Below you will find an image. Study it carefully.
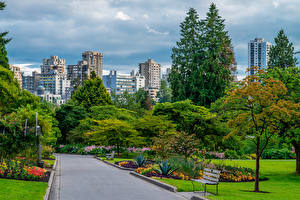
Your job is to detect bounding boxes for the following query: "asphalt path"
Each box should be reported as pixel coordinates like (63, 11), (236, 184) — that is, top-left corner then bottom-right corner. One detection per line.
(58, 154), (186, 200)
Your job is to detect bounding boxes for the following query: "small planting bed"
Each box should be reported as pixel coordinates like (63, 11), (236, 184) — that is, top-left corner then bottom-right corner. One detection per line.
(0, 158), (50, 182)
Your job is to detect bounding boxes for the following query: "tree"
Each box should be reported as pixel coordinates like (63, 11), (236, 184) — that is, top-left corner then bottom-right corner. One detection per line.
(134, 113), (176, 145)
(169, 4), (233, 106)
(89, 105), (137, 122)
(0, 2), (11, 70)
(264, 67), (300, 173)
(198, 3), (233, 106)
(169, 8), (204, 103)
(153, 100), (217, 146)
(224, 68), (297, 192)
(268, 29), (298, 69)
(157, 80), (172, 103)
(71, 76), (112, 111)
(87, 119), (143, 156)
(170, 132), (199, 159)
(111, 91), (143, 113)
(55, 102), (88, 144)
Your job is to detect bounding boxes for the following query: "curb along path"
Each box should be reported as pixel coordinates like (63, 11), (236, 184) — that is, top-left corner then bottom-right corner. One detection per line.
(53, 154), (186, 200)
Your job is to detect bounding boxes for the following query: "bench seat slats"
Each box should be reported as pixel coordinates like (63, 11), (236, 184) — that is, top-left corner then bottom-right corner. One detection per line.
(203, 175), (219, 182)
(204, 168), (220, 174)
(204, 172), (220, 178)
(191, 179), (218, 185)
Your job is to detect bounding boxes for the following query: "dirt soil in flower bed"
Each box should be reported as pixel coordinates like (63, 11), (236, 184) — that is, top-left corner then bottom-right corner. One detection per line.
(0, 171), (51, 182)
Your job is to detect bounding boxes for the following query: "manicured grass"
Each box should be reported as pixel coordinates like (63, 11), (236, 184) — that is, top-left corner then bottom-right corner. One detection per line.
(99, 157), (134, 164)
(43, 159), (55, 166)
(157, 160), (300, 200)
(0, 179), (48, 200)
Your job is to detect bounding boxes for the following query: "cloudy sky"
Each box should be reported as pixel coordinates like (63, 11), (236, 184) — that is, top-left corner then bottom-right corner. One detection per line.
(1, 0), (300, 78)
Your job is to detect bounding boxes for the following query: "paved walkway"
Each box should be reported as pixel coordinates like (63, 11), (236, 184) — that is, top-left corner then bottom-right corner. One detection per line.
(56, 154), (186, 200)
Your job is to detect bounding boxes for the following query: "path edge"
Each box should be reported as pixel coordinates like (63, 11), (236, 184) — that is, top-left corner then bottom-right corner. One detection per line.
(43, 156), (58, 200)
(129, 171), (177, 192)
(96, 157), (135, 171)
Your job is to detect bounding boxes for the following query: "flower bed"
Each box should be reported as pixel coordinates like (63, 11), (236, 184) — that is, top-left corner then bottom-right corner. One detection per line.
(115, 161), (138, 169)
(218, 165), (256, 182)
(0, 159), (50, 182)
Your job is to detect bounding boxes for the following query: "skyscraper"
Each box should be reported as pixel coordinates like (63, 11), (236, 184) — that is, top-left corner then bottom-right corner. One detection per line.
(138, 59), (161, 90)
(40, 56), (71, 100)
(248, 38), (272, 74)
(82, 51), (103, 78)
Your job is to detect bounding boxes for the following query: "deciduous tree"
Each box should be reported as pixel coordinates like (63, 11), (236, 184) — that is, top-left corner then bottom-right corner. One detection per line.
(224, 68), (298, 192)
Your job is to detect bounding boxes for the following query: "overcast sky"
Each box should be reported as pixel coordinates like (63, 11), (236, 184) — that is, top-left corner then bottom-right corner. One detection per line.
(1, 0), (300, 78)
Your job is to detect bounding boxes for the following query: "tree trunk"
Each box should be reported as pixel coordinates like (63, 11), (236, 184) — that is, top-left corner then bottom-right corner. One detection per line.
(294, 143), (300, 174)
(254, 137), (260, 192)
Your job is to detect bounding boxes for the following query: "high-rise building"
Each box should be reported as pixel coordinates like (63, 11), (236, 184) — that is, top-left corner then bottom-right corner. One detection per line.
(82, 51), (103, 78)
(102, 70), (145, 95)
(9, 64), (22, 88)
(248, 38), (272, 74)
(138, 59), (161, 90)
(22, 71), (40, 93)
(41, 56), (66, 74)
(40, 56), (71, 101)
(67, 51), (103, 86)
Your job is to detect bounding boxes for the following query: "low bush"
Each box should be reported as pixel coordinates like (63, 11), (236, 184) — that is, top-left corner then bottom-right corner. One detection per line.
(261, 148), (295, 159)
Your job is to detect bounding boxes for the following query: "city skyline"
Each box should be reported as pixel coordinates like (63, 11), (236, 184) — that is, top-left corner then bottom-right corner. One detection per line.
(2, 0), (300, 80)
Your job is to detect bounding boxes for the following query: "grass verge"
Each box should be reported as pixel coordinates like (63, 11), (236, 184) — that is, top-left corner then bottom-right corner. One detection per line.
(157, 160), (299, 200)
(0, 179), (48, 200)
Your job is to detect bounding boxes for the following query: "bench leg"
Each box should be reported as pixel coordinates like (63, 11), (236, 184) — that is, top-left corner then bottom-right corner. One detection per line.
(204, 184), (206, 196)
(216, 184), (218, 195)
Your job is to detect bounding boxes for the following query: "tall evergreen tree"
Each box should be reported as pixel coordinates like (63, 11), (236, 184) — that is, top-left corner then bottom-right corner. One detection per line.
(268, 29), (298, 69)
(169, 8), (204, 103)
(169, 4), (233, 106)
(0, 2), (11, 70)
(198, 3), (232, 106)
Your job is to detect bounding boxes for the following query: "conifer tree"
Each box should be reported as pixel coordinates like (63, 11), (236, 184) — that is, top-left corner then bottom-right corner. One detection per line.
(198, 3), (232, 106)
(169, 4), (233, 106)
(169, 8), (204, 103)
(0, 2), (11, 70)
(268, 29), (298, 69)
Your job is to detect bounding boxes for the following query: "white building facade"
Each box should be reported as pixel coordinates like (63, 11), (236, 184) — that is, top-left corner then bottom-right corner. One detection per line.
(248, 38), (272, 74)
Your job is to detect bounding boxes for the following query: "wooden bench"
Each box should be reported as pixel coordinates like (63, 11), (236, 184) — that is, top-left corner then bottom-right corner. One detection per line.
(191, 168), (221, 195)
(105, 151), (115, 160)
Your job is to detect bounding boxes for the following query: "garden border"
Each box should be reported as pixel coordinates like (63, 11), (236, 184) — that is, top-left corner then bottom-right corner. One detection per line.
(96, 157), (136, 171)
(129, 171), (177, 192)
(43, 156), (58, 200)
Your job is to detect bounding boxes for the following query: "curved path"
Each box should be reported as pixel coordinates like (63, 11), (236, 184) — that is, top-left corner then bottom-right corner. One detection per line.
(57, 154), (186, 200)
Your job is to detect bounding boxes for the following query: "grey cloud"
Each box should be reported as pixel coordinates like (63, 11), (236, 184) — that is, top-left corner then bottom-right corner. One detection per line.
(1, 0), (299, 74)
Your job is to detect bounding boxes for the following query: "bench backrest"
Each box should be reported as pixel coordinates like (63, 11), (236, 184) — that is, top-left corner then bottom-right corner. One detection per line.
(203, 168), (220, 183)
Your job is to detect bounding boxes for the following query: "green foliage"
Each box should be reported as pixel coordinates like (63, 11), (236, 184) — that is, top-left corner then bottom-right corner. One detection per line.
(170, 4), (233, 106)
(153, 160), (177, 177)
(134, 154), (146, 167)
(169, 157), (202, 179)
(87, 119), (143, 155)
(170, 132), (199, 159)
(71, 76), (112, 111)
(89, 105), (137, 121)
(268, 29), (298, 69)
(135, 113), (176, 144)
(224, 150), (239, 159)
(261, 148), (295, 159)
(55, 102), (87, 144)
(153, 100), (217, 145)
(157, 80), (172, 103)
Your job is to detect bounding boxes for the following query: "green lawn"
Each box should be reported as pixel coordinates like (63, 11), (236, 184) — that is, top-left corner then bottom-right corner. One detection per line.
(43, 159), (55, 166)
(158, 160), (300, 200)
(0, 179), (48, 200)
(99, 157), (134, 164)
